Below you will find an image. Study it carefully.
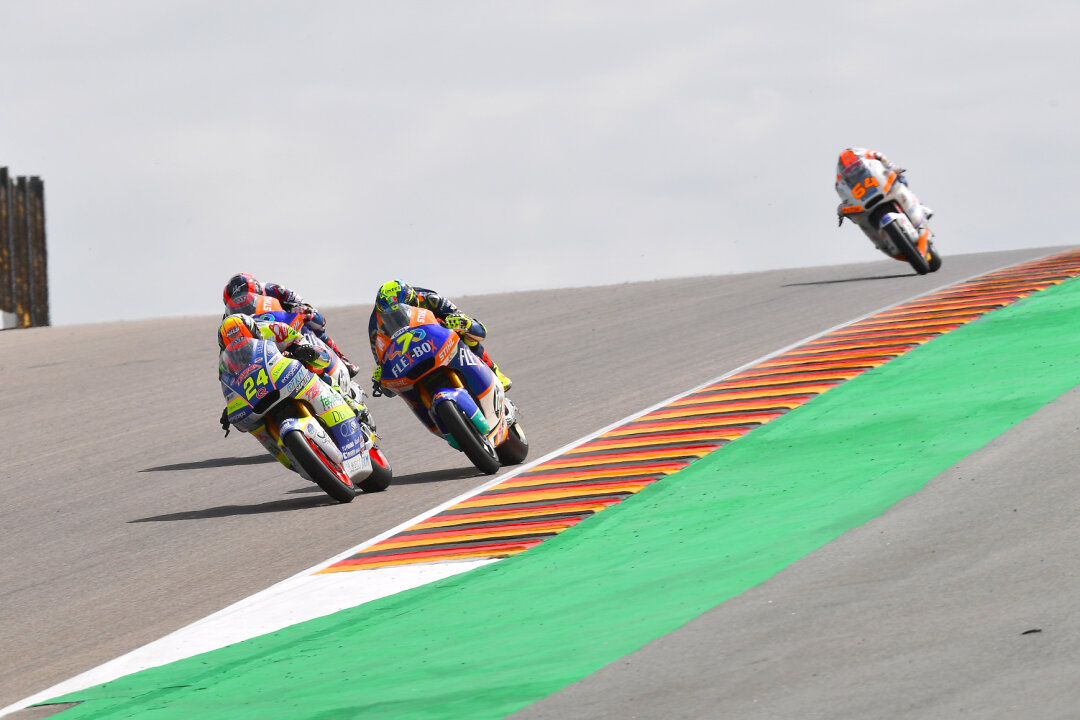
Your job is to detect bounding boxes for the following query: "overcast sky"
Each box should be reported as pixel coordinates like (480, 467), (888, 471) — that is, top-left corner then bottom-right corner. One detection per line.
(2, 1), (1078, 326)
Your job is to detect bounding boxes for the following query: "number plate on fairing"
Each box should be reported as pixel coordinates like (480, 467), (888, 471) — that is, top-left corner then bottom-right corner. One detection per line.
(344, 452), (372, 477)
(845, 166), (880, 201)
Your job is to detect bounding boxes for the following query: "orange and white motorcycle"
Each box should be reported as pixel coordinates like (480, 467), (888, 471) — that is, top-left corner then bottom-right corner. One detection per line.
(836, 156), (941, 274)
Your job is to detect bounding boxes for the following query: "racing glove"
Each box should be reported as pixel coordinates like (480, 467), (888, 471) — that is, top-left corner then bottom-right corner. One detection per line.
(443, 314), (472, 333)
(220, 407), (231, 437)
(371, 366), (396, 398)
(287, 343), (322, 365)
(281, 299), (312, 317)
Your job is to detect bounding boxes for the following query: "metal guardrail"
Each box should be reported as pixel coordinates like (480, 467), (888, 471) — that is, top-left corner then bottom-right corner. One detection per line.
(1, 167), (48, 329)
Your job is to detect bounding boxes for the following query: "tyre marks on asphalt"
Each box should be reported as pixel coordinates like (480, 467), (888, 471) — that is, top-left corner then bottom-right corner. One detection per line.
(319, 250), (1080, 574)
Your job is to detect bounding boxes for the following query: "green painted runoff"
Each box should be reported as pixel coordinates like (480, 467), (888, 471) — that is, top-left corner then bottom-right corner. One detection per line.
(45, 277), (1080, 719)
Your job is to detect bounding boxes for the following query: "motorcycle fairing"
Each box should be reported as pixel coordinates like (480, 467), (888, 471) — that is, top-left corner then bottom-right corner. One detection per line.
(840, 163), (882, 204)
(221, 339), (374, 480)
(375, 305), (512, 447)
(221, 341), (300, 431)
(225, 292), (285, 316)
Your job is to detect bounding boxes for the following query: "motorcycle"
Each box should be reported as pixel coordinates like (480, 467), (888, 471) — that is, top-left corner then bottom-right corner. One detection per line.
(835, 156), (941, 274)
(246, 295), (370, 424)
(372, 304), (528, 474)
(220, 337), (392, 503)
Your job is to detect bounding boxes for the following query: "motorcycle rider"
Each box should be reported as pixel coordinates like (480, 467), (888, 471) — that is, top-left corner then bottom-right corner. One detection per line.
(217, 313), (372, 435)
(367, 279), (513, 394)
(222, 272), (361, 378)
(835, 147), (933, 227)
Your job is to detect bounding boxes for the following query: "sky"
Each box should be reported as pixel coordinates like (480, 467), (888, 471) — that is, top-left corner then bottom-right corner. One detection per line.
(2, 1), (1078, 326)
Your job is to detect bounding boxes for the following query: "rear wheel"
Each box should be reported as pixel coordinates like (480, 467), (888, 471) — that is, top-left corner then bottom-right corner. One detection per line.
(496, 422), (529, 465)
(436, 401), (501, 474)
(283, 431), (356, 503)
(359, 447), (393, 493)
(885, 221), (931, 275)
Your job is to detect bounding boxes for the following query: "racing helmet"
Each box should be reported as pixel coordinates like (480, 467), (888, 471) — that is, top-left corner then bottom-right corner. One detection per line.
(838, 148), (862, 174)
(223, 273), (264, 306)
(218, 313), (260, 351)
(375, 279), (416, 312)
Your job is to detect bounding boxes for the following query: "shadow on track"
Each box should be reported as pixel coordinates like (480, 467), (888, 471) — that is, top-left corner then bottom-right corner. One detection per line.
(286, 485), (326, 495)
(783, 273), (914, 287)
(129, 495), (338, 522)
(139, 455), (277, 472)
(388, 466), (487, 486)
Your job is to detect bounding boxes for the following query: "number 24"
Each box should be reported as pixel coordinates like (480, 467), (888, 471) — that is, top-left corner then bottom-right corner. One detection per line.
(243, 369), (269, 399)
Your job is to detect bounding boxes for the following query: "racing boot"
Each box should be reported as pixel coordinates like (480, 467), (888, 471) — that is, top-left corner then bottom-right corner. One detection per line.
(321, 334), (361, 378)
(474, 344), (513, 392)
(344, 394), (375, 432)
(341, 357), (361, 379)
(492, 364), (512, 392)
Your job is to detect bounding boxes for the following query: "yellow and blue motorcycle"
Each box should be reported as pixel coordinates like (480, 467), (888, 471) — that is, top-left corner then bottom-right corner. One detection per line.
(221, 337), (392, 502)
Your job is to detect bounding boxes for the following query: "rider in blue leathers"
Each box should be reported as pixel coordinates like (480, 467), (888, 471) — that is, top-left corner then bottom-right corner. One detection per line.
(222, 272), (361, 378)
(367, 279), (512, 394)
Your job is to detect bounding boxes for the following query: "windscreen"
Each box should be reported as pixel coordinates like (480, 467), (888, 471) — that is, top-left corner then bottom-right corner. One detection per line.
(379, 304), (414, 337)
(842, 161), (873, 189)
(220, 340), (257, 374)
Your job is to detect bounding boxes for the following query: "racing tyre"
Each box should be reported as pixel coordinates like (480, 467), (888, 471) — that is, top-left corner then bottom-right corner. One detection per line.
(885, 221), (931, 275)
(927, 242), (943, 272)
(283, 431), (356, 503)
(436, 401), (501, 474)
(359, 447), (393, 493)
(496, 422), (529, 465)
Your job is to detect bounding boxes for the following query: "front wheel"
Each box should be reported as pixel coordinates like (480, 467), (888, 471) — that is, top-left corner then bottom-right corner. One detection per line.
(927, 242), (943, 272)
(359, 446), (393, 493)
(283, 431), (356, 503)
(885, 221), (931, 275)
(496, 422), (529, 465)
(436, 401), (501, 474)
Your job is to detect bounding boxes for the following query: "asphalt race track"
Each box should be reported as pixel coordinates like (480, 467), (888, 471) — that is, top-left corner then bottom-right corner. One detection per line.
(1, 247), (1075, 716)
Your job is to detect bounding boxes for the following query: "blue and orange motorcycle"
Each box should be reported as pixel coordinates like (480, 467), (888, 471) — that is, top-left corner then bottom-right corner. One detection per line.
(372, 304), (528, 474)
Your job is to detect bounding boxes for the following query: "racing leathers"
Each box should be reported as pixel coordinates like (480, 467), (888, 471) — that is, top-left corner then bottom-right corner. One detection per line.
(224, 282), (360, 377)
(367, 286), (512, 393)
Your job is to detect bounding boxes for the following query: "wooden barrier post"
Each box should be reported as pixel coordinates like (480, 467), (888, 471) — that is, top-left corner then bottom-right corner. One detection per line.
(0, 167), (48, 329)
(28, 177), (48, 326)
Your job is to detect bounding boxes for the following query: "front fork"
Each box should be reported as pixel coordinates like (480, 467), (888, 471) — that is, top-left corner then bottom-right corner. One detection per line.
(416, 371), (491, 446)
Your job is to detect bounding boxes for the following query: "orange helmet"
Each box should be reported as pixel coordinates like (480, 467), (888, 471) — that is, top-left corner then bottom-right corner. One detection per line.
(218, 314), (259, 351)
(838, 149), (861, 171)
